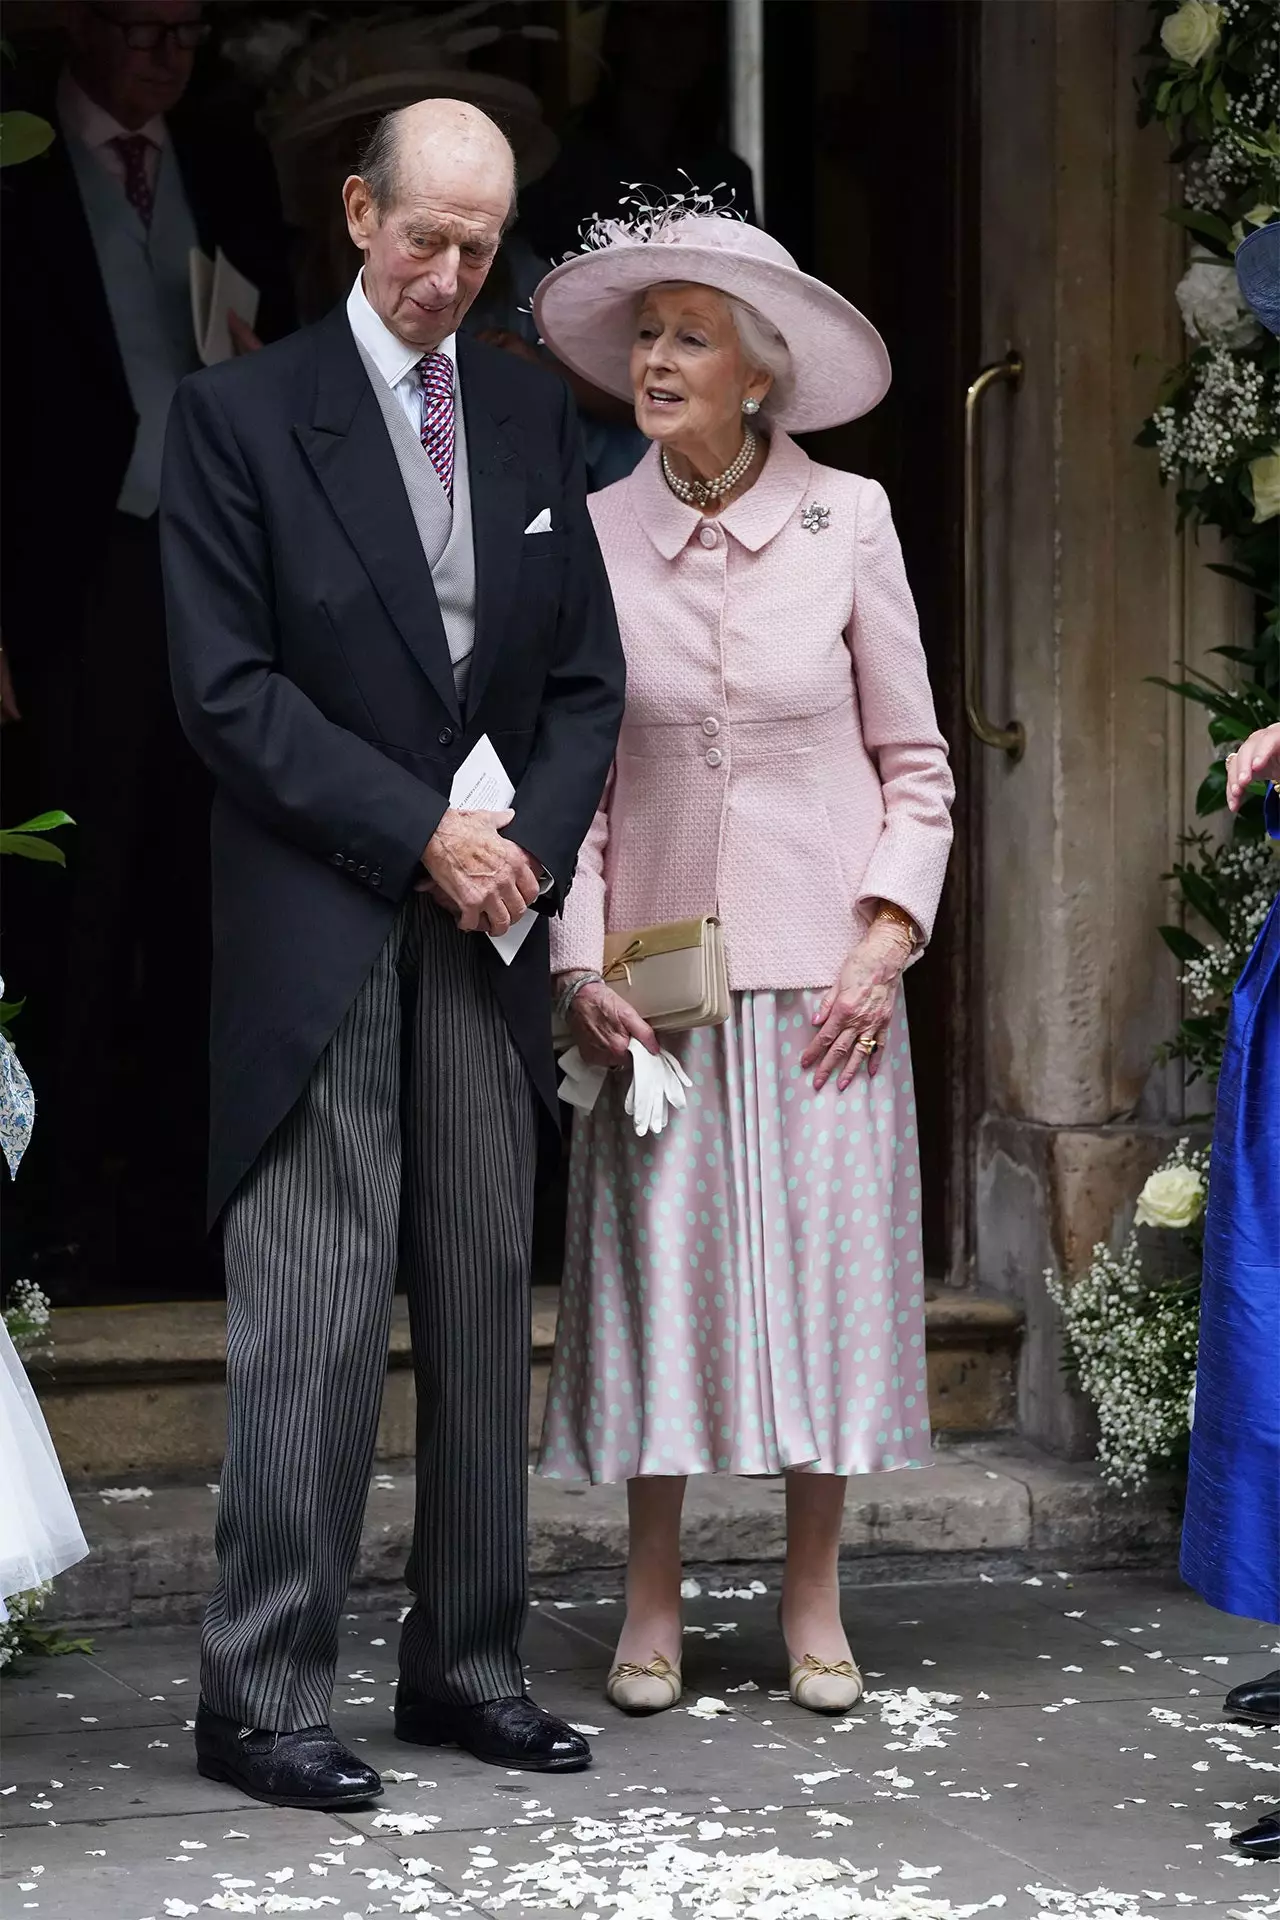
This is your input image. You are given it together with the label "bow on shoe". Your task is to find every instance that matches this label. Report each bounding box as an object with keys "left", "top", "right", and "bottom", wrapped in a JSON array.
[{"left": 795, "top": 1653, "right": 860, "bottom": 1679}]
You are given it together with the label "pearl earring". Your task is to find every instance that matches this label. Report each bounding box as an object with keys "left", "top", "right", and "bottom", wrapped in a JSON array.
[{"left": 742, "top": 397, "right": 761, "bottom": 416}]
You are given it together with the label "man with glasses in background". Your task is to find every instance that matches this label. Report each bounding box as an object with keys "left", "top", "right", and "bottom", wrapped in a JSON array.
[{"left": 0, "top": 3, "right": 295, "bottom": 1297}]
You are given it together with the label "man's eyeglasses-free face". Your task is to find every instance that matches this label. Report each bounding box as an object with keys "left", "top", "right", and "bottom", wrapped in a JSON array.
[{"left": 89, "top": 10, "right": 211, "bottom": 52}]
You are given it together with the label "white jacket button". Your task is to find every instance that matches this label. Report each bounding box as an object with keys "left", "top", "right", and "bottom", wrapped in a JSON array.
[
  {"left": 701, "top": 716, "right": 720, "bottom": 737},
  {"left": 705, "top": 747, "right": 723, "bottom": 769},
  {"left": 699, "top": 524, "right": 719, "bottom": 548}
]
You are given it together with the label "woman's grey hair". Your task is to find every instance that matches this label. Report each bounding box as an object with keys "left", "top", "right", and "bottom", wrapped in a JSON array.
[
  {"left": 724, "top": 296, "right": 794, "bottom": 420},
  {"left": 642, "top": 283, "right": 794, "bottom": 419}
]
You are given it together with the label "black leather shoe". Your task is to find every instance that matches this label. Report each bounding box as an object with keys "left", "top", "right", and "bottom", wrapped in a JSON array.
[
  {"left": 394, "top": 1689, "right": 592, "bottom": 1772},
  {"left": 1231, "top": 1809, "right": 1280, "bottom": 1862},
  {"left": 1225, "top": 1669, "right": 1280, "bottom": 1726},
  {"left": 195, "top": 1701, "right": 382, "bottom": 1809}
]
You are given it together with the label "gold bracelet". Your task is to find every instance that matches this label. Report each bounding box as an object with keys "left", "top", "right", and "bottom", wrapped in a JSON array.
[{"left": 873, "top": 901, "right": 921, "bottom": 949}]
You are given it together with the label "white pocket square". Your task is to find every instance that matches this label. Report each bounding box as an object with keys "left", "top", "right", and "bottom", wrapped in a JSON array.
[{"left": 524, "top": 508, "right": 553, "bottom": 534}]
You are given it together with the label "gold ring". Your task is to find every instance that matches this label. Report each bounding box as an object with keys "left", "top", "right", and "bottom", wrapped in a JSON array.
[{"left": 856, "top": 1034, "right": 878, "bottom": 1055}]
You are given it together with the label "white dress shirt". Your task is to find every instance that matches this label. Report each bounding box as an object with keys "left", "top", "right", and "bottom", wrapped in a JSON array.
[
  {"left": 56, "top": 69, "right": 166, "bottom": 192},
  {"left": 346, "top": 271, "right": 458, "bottom": 440}
]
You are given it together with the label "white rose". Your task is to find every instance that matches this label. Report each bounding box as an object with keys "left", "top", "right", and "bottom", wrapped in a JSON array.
[
  {"left": 1174, "top": 257, "right": 1261, "bottom": 348},
  {"left": 1160, "top": 0, "right": 1224, "bottom": 66},
  {"left": 1249, "top": 451, "right": 1280, "bottom": 523},
  {"left": 1135, "top": 1164, "right": 1205, "bottom": 1230}
]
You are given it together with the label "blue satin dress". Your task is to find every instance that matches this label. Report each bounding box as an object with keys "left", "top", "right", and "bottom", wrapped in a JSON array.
[{"left": 1180, "top": 788, "right": 1280, "bottom": 1625}]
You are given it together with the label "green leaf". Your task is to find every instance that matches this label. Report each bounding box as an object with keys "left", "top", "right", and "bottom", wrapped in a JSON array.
[
  {"left": 8, "top": 811, "right": 74, "bottom": 835},
  {"left": 1177, "top": 868, "right": 1232, "bottom": 940},
  {"left": 0, "top": 109, "right": 55, "bottom": 168},
  {"left": 1159, "top": 924, "right": 1210, "bottom": 962},
  {"left": 1195, "top": 763, "right": 1229, "bottom": 814},
  {"left": 1164, "top": 206, "right": 1235, "bottom": 250},
  {"left": 0, "top": 832, "right": 66, "bottom": 865},
  {"left": 1205, "top": 564, "right": 1269, "bottom": 590},
  {"left": 16, "top": 1623, "right": 95, "bottom": 1658},
  {"left": 1210, "top": 642, "right": 1274, "bottom": 666}
]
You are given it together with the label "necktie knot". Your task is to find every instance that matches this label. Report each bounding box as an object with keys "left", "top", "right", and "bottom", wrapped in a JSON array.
[
  {"left": 110, "top": 133, "right": 155, "bottom": 227},
  {"left": 418, "top": 351, "right": 455, "bottom": 502}
]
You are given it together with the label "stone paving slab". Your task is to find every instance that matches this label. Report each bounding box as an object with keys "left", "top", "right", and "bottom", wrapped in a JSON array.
[
  {"left": 0, "top": 1807, "right": 415, "bottom": 1920},
  {"left": 4, "top": 1572, "right": 1277, "bottom": 1919}
]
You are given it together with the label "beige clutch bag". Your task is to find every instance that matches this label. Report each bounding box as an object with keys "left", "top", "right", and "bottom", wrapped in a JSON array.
[{"left": 556, "top": 915, "right": 730, "bottom": 1039}]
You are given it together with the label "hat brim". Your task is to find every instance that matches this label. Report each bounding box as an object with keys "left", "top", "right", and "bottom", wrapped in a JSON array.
[
  {"left": 532, "top": 244, "right": 890, "bottom": 432},
  {"left": 1235, "top": 223, "right": 1280, "bottom": 336}
]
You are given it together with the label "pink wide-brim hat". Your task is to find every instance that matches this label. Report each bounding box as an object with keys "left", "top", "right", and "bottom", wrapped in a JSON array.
[{"left": 532, "top": 211, "right": 891, "bottom": 433}]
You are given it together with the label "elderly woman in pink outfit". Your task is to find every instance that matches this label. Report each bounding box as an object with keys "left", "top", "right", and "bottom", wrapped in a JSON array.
[{"left": 532, "top": 209, "right": 954, "bottom": 1718}]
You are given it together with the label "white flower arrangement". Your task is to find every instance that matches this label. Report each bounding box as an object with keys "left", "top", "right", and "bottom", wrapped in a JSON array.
[
  {"left": 1046, "top": 1142, "right": 1208, "bottom": 1492},
  {"left": 1133, "top": 1160, "right": 1205, "bottom": 1229},
  {"left": 1151, "top": 342, "right": 1269, "bottom": 487},
  {"left": 1161, "top": 0, "right": 1225, "bottom": 67},
  {"left": 3, "top": 1275, "right": 51, "bottom": 1352},
  {"left": 1174, "top": 254, "right": 1261, "bottom": 348},
  {"left": 1249, "top": 447, "right": 1280, "bottom": 520},
  {"left": 0, "top": 1582, "right": 51, "bottom": 1671}
]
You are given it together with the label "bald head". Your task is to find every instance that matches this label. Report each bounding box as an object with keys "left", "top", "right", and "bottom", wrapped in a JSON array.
[
  {"left": 343, "top": 97, "right": 516, "bottom": 351},
  {"left": 361, "top": 99, "right": 516, "bottom": 219}
]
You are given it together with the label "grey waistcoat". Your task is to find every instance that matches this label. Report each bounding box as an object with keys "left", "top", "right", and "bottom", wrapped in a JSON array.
[
  {"left": 65, "top": 134, "right": 200, "bottom": 519},
  {"left": 352, "top": 336, "right": 477, "bottom": 704}
]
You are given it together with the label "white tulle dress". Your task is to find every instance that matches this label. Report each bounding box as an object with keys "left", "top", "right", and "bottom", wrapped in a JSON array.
[{"left": 0, "top": 1320, "right": 87, "bottom": 1617}]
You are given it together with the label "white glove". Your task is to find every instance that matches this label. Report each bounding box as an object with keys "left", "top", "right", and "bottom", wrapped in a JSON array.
[
  {"left": 624, "top": 1039, "right": 692, "bottom": 1137},
  {"left": 557, "top": 1039, "right": 691, "bottom": 1135}
]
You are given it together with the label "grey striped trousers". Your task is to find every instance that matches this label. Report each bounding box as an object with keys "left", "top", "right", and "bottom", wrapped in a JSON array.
[{"left": 202, "top": 898, "right": 538, "bottom": 1731}]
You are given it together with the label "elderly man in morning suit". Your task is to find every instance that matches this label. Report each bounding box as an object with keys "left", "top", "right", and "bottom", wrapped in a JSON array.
[{"left": 160, "top": 99, "right": 624, "bottom": 1809}]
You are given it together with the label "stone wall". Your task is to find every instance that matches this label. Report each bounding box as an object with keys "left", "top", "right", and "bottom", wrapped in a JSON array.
[{"left": 973, "top": 0, "right": 1244, "bottom": 1455}]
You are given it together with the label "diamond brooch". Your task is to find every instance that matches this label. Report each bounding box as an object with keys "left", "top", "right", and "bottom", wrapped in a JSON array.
[{"left": 801, "top": 502, "right": 831, "bottom": 533}]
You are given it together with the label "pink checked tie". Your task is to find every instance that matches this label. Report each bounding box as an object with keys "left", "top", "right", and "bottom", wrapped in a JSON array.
[
  {"left": 111, "top": 133, "right": 155, "bottom": 228},
  {"left": 418, "top": 352, "right": 455, "bottom": 502}
]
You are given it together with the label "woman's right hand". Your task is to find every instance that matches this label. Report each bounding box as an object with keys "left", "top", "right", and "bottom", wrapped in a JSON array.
[{"left": 560, "top": 976, "right": 660, "bottom": 1069}]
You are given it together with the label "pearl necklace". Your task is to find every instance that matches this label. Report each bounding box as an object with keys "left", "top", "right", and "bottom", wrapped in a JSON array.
[{"left": 661, "top": 427, "right": 758, "bottom": 507}]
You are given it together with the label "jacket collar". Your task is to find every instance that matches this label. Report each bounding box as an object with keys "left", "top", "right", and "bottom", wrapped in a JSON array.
[{"left": 627, "top": 428, "right": 812, "bottom": 559}]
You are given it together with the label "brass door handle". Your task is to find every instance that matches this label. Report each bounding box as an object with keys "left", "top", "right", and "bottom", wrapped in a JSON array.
[{"left": 964, "top": 353, "right": 1026, "bottom": 762}]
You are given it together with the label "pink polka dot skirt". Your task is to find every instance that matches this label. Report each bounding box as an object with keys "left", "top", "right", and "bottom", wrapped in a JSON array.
[{"left": 537, "top": 990, "right": 932, "bottom": 1482}]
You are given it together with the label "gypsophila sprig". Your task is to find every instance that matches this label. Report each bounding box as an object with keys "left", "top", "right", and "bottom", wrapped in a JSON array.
[
  {"left": 0, "top": 1583, "right": 93, "bottom": 1673},
  {"left": 0, "top": 1583, "right": 50, "bottom": 1671},
  {"left": 1046, "top": 1141, "right": 1209, "bottom": 1490},
  {"left": 1152, "top": 343, "right": 1271, "bottom": 484},
  {"left": 3, "top": 1276, "right": 51, "bottom": 1354},
  {"left": 1159, "top": 829, "right": 1280, "bottom": 1077}
]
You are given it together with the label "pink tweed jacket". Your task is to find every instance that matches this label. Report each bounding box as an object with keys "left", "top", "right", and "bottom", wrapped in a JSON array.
[{"left": 550, "top": 430, "right": 955, "bottom": 990}]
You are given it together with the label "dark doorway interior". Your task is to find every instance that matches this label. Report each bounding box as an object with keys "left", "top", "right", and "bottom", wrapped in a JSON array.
[{"left": 766, "top": 0, "right": 978, "bottom": 1283}]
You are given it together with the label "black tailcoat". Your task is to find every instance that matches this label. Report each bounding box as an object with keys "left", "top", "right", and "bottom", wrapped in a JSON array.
[
  {"left": 159, "top": 309, "right": 624, "bottom": 1222},
  {"left": 0, "top": 96, "right": 296, "bottom": 675}
]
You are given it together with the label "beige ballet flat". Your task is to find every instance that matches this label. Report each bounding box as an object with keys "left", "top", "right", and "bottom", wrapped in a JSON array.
[
  {"left": 787, "top": 1649, "right": 865, "bottom": 1714},
  {"left": 605, "top": 1651, "right": 683, "bottom": 1716}
]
